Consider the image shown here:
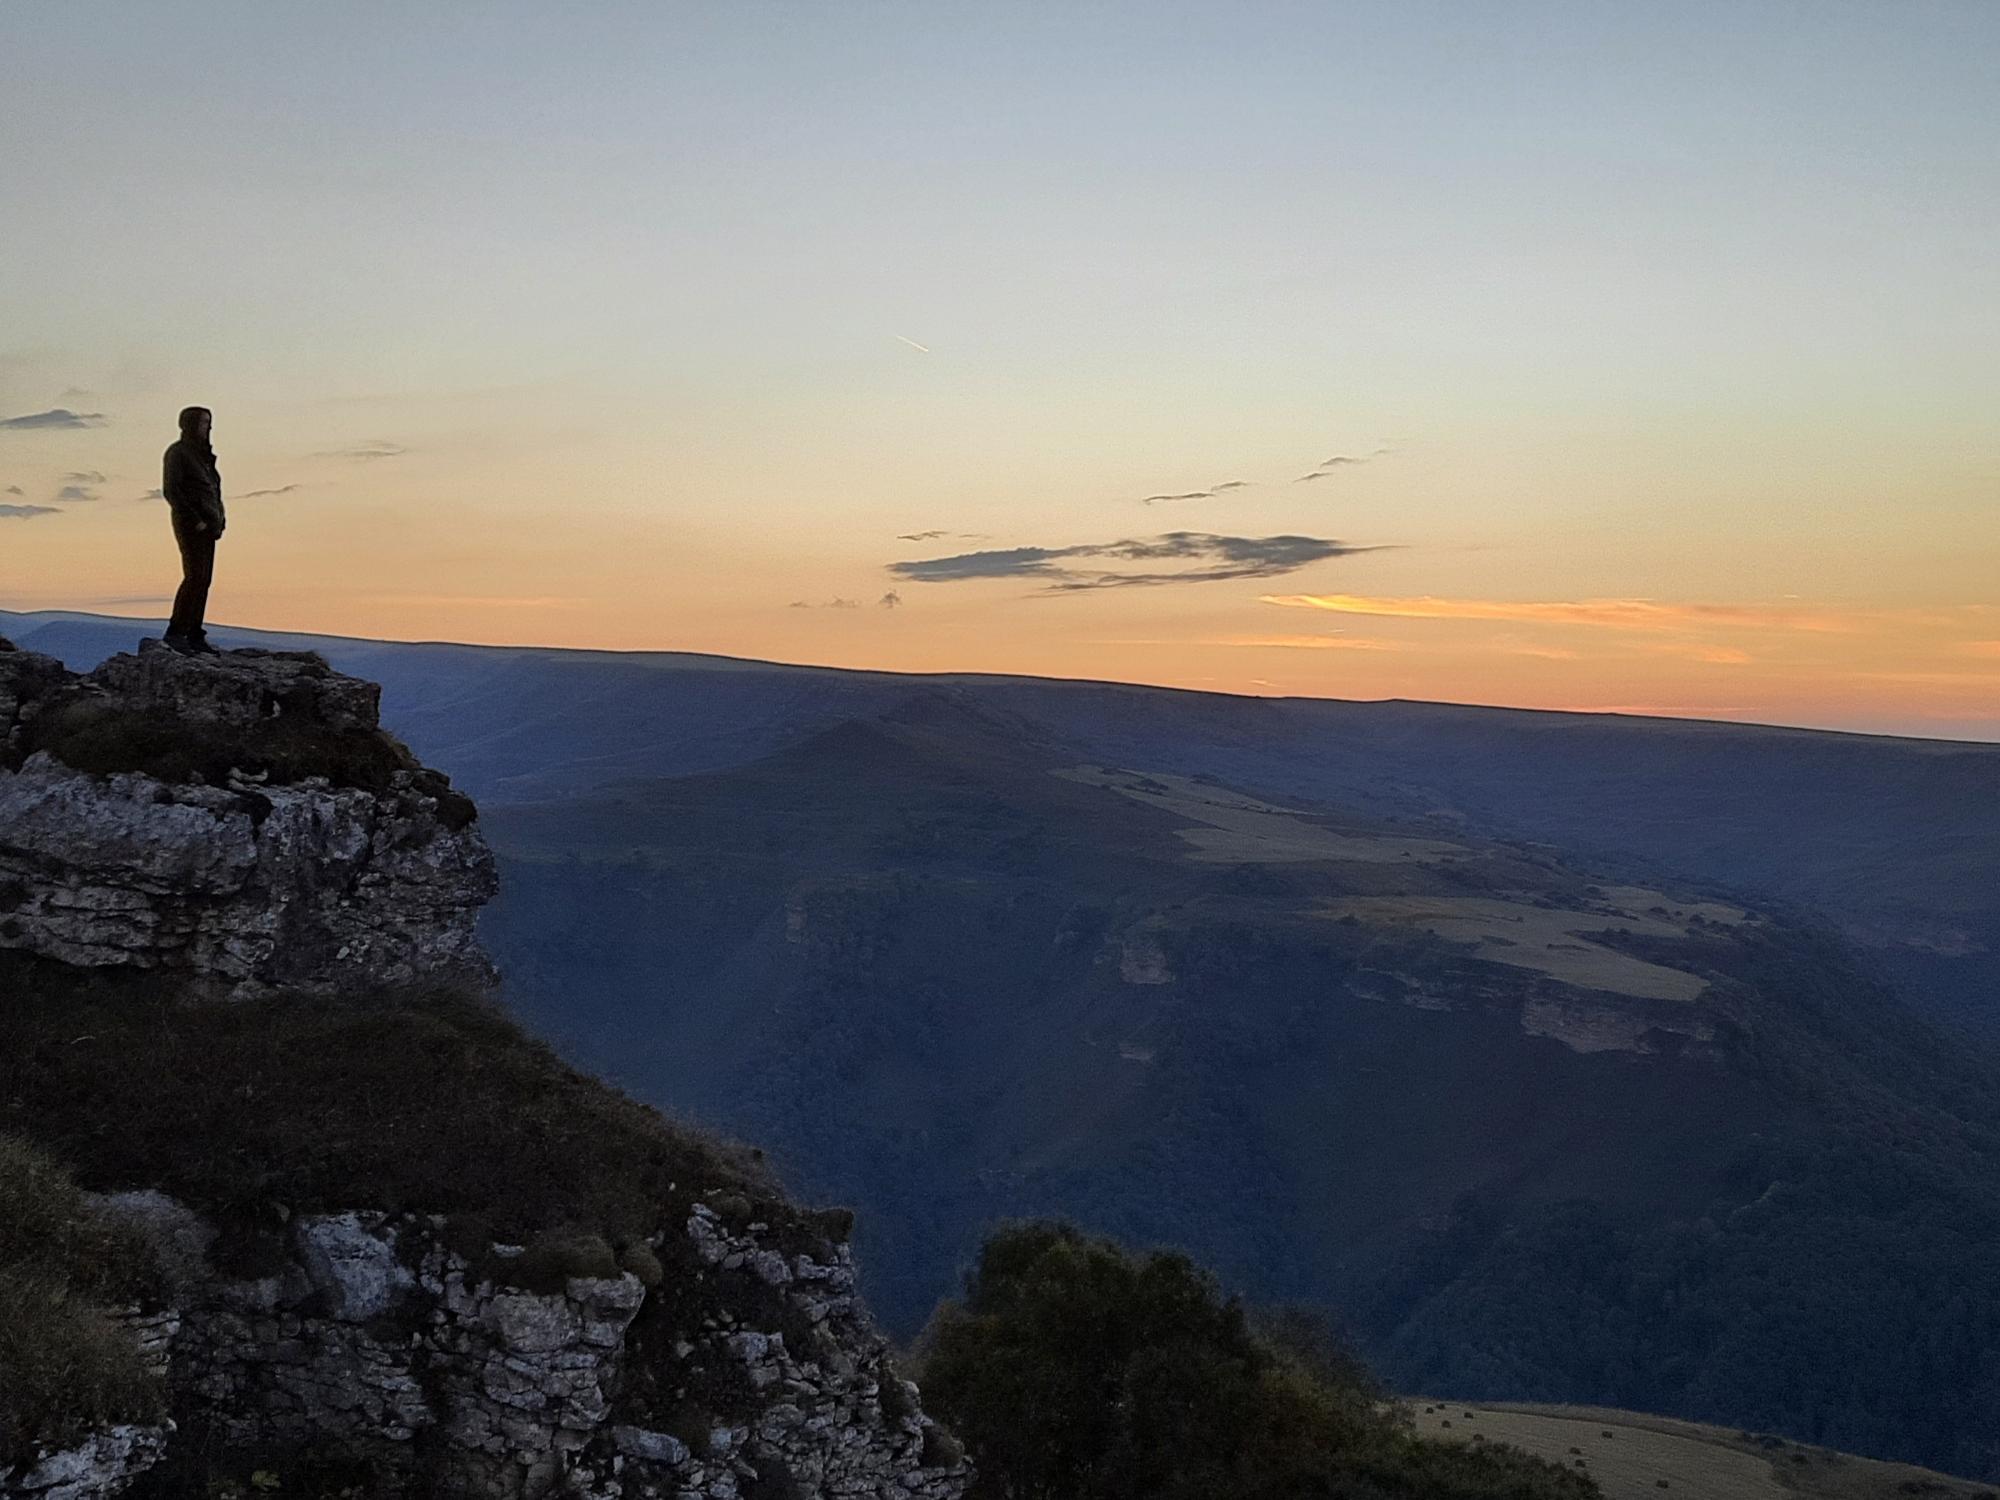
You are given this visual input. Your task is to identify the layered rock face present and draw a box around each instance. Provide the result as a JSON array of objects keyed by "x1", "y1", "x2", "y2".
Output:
[
  {"x1": 62, "y1": 1197, "x2": 965, "y2": 1500},
  {"x1": 5, "y1": 1191, "x2": 966, "y2": 1500},
  {"x1": 0, "y1": 638, "x2": 495, "y2": 998}
]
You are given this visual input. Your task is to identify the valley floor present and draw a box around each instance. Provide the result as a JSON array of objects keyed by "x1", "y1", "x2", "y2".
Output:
[{"x1": 1406, "y1": 1401, "x2": 1997, "y2": 1500}]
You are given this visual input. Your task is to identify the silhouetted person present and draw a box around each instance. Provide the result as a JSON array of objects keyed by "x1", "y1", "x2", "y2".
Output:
[{"x1": 162, "y1": 405, "x2": 224, "y2": 655}]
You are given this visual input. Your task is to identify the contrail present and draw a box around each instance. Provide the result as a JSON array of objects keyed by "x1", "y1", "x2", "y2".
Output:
[{"x1": 894, "y1": 335, "x2": 932, "y2": 353}]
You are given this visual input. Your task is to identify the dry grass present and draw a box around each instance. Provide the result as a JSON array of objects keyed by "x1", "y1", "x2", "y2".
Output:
[
  {"x1": 1405, "y1": 1401, "x2": 1998, "y2": 1500},
  {"x1": 0, "y1": 1136, "x2": 164, "y2": 1462},
  {"x1": 1596, "y1": 886, "x2": 1751, "y2": 929},
  {"x1": 1055, "y1": 765, "x2": 1470, "y2": 865},
  {"x1": 1325, "y1": 895, "x2": 1714, "y2": 1002},
  {"x1": 0, "y1": 952, "x2": 791, "y2": 1261}
]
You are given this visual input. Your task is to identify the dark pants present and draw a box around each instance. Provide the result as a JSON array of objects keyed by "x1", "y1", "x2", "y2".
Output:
[{"x1": 167, "y1": 514, "x2": 215, "y2": 642}]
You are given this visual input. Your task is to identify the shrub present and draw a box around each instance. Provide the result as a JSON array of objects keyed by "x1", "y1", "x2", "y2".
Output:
[
  {"x1": 915, "y1": 1221, "x2": 1598, "y2": 1500},
  {"x1": 618, "y1": 1240, "x2": 666, "y2": 1287},
  {"x1": 501, "y1": 1231, "x2": 621, "y2": 1294}
]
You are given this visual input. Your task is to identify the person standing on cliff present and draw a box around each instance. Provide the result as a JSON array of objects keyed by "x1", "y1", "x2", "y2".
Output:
[{"x1": 161, "y1": 405, "x2": 224, "y2": 655}]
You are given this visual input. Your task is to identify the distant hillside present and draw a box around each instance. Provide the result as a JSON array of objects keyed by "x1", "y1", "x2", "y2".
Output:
[
  {"x1": 8, "y1": 610, "x2": 1994, "y2": 1037},
  {"x1": 12, "y1": 609, "x2": 2000, "y2": 1480},
  {"x1": 472, "y1": 698, "x2": 2000, "y2": 1477}
]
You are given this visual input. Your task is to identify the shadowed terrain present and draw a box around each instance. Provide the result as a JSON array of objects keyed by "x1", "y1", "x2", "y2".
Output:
[{"x1": 11, "y1": 610, "x2": 2000, "y2": 1479}]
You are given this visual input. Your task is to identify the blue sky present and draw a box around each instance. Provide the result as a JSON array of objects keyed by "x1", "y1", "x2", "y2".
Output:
[{"x1": 3, "y1": 2, "x2": 1996, "y2": 736}]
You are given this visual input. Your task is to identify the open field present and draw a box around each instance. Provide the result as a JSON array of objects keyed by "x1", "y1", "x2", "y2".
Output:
[
  {"x1": 1406, "y1": 1401, "x2": 1997, "y2": 1500},
  {"x1": 1327, "y1": 894, "x2": 1718, "y2": 1002},
  {"x1": 1056, "y1": 765, "x2": 1471, "y2": 864},
  {"x1": 1597, "y1": 885, "x2": 1752, "y2": 929}
]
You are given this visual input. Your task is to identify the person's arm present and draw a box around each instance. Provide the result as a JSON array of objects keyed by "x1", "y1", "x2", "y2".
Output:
[
  {"x1": 161, "y1": 446, "x2": 186, "y2": 511},
  {"x1": 163, "y1": 447, "x2": 224, "y2": 534}
]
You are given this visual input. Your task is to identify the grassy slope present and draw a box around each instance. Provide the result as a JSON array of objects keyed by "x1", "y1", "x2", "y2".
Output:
[
  {"x1": 1408, "y1": 1401, "x2": 2000, "y2": 1500},
  {"x1": 0, "y1": 953, "x2": 789, "y2": 1253}
]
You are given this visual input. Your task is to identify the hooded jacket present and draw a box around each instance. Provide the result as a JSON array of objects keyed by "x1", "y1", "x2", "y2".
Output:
[{"x1": 163, "y1": 415, "x2": 224, "y2": 535}]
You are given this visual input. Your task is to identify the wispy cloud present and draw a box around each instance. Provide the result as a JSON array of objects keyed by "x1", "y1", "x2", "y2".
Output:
[
  {"x1": 892, "y1": 532, "x2": 1377, "y2": 592},
  {"x1": 0, "y1": 408, "x2": 106, "y2": 430},
  {"x1": 1140, "y1": 481, "x2": 1250, "y2": 505},
  {"x1": 0, "y1": 504, "x2": 58, "y2": 519},
  {"x1": 1261, "y1": 594, "x2": 1856, "y2": 634},
  {"x1": 879, "y1": 590, "x2": 903, "y2": 609},
  {"x1": 897, "y1": 530, "x2": 989, "y2": 542},
  {"x1": 61, "y1": 469, "x2": 106, "y2": 484},
  {"x1": 1294, "y1": 448, "x2": 1389, "y2": 484},
  {"x1": 237, "y1": 483, "x2": 303, "y2": 499},
  {"x1": 314, "y1": 441, "x2": 408, "y2": 461},
  {"x1": 53, "y1": 482, "x2": 102, "y2": 503},
  {"x1": 788, "y1": 597, "x2": 862, "y2": 610},
  {"x1": 3, "y1": 485, "x2": 21, "y2": 496},
  {"x1": 137, "y1": 488, "x2": 164, "y2": 502}
]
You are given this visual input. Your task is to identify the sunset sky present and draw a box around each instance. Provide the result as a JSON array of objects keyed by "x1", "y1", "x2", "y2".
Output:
[{"x1": 2, "y1": 2, "x2": 1995, "y2": 739}]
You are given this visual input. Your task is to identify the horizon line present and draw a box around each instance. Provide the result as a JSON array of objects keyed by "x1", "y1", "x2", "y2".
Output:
[{"x1": 3, "y1": 604, "x2": 1995, "y2": 751}]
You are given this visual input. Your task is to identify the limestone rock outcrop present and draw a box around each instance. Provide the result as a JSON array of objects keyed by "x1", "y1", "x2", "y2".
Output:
[
  {"x1": 40, "y1": 1196, "x2": 967, "y2": 1500},
  {"x1": 0, "y1": 1425, "x2": 171, "y2": 1500},
  {"x1": 0, "y1": 637, "x2": 495, "y2": 998}
]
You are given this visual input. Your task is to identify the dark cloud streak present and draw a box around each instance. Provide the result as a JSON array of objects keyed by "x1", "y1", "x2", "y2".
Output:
[
  {"x1": 313, "y1": 441, "x2": 407, "y2": 461},
  {"x1": 889, "y1": 531, "x2": 1376, "y2": 591},
  {"x1": 0, "y1": 408, "x2": 106, "y2": 430},
  {"x1": 1141, "y1": 480, "x2": 1250, "y2": 505}
]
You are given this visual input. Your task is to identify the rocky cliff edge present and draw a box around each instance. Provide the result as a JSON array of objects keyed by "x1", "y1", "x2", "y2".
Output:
[
  {"x1": 0, "y1": 638, "x2": 969, "y2": 1500},
  {"x1": 0, "y1": 637, "x2": 494, "y2": 998}
]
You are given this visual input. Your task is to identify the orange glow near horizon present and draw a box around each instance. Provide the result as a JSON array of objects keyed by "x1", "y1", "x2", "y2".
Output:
[{"x1": 3, "y1": 8, "x2": 1994, "y2": 743}]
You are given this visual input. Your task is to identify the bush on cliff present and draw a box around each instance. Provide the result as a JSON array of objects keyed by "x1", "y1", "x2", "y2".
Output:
[
  {"x1": 915, "y1": 1221, "x2": 1598, "y2": 1500},
  {"x1": 0, "y1": 1135, "x2": 165, "y2": 1463}
]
